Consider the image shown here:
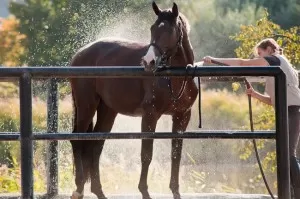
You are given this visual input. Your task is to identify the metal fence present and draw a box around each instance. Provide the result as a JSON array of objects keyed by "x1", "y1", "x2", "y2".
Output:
[{"x1": 0, "y1": 66, "x2": 290, "y2": 199}]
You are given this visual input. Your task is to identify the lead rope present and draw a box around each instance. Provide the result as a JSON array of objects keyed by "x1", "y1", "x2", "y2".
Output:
[
  {"x1": 198, "y1": 75, "x2": 202, "y2": 128},
  {"x1": 244, "y1": 79, "x2": 276, "y2": 199},
  {"x1": 211, "y1": 59, "x2": 275, "y2": 199},
  {"x1": 190, "y1": 63, "x2": 202, "y2": 128},
  {"x1": 157, "y1": 64, "x2": 202, "y2": 129}
]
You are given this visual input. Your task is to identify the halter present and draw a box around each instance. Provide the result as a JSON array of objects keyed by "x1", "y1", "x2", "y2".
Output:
[{"x1": 148, "y1": 25, "x2": 183, "y2": 69}]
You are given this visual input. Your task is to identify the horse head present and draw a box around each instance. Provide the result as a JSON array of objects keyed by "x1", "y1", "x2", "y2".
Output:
[{"x1": 142, "y1": 1, "x2": 194, "y2": 72}]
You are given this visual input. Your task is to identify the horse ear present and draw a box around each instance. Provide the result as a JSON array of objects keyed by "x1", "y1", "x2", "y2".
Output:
[
  {"x1": 172, "y1": 2, "x2": 179, "y2": 17},
  {"x1": 152, "y1": 1, "x2": 161, "y2": 16}
]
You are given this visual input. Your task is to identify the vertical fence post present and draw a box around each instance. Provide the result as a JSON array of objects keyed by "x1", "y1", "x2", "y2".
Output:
[
  {"x1": 20, "y1": 72, "x2": 33, "y2": 199},
  {"x1": 47, "y1": 78, "x2": 59, "y2": 197},
  {"x1": 275, "y1": 72, "x2": 290, "y2": 199}
]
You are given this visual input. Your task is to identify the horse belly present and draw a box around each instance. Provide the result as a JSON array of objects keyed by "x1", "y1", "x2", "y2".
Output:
[{"x1": 96, "y1": 79, "x2": 144, "y2": 116}]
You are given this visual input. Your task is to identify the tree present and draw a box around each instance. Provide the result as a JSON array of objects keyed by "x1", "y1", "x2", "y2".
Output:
[
  {"x1": 214, "y1": 0, "x2": 300, "y2": 28},
  {"x1": 0, "y1": 16, "x2": 26, "y2": 67}
]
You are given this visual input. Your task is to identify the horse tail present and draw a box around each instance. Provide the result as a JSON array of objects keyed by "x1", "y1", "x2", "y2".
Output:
[
  {"x1": 71, "y1": 89, "x2": 77, "y2": 133},
  {"x1": 70, "y1": 88, "x2": 76, "y2": 177}
]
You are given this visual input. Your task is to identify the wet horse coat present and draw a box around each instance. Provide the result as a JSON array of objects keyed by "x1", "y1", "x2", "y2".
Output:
[{"x1": 69, "y1": 2, "x2": 198, "y2": 199}]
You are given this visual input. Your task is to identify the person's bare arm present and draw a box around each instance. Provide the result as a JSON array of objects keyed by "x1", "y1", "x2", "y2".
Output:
[
  {"x1": 202, "y1": 56, "x2": 270, "y2": 66},
  {"x1": 250, "y1": 90, "x2": 272, "y2": 105}
]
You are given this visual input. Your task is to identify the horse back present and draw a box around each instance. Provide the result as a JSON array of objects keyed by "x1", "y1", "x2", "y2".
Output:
[{"x1": 70, "y1": 38, "x2": 148, "y2": 67}]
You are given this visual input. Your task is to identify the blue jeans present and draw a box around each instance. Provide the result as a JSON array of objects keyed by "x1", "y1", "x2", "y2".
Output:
[{"x1": 288, "y1": 106, "x2": 300, "y2": 198}]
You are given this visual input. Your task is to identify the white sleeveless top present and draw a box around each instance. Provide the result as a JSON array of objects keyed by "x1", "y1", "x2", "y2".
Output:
[{"x1": 264, "y1": 54, "x2": 300, "y2": 107}]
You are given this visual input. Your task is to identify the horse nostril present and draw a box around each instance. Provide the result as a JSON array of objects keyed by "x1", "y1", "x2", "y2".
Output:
[{"x1": 150, "y1": 60, "x2": 155, "y2": 65}]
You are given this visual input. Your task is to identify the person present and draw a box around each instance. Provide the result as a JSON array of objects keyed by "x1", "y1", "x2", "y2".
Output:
[{"x1": 202, "y1": 38, "x2": 300, "y2": 198}]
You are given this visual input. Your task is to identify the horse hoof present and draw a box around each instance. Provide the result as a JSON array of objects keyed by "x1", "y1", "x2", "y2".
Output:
[
  {"x1": 71, "y1": 191, "x2": 84, "y2": 199},
  {"x1": 142, "y1": 194, "x2": 152, "y2": 199},
  {"x1": 97, "y1": 196, "x2": 108, "y2": 199},
  {"x1": 93, "y1": 191, "x2": 107, "y2": 199},
  {"x1": 173, "y1": 192, "x2": 181, "y2": 199}
]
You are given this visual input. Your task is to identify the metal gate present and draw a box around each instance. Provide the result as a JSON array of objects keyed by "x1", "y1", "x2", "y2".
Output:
[{"x1": 0, "y1": 66, "x2": 290, "y2": 199}]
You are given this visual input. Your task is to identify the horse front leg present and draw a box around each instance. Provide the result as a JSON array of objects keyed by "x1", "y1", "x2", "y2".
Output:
[
  {"x1": 170, "y1": 110, "x2": 191, "y2": 199},
  {"x1": 138, "y1": 109, "x2": 160, "y2": 199}
]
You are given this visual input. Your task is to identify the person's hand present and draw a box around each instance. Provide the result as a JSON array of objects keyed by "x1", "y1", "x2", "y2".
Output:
[
  {"x1": 246, "y1": 86, "x2": 255, "y2": 97},
  {"x1": 202, "y1": 56, "x2": 214, "y2": 64}
]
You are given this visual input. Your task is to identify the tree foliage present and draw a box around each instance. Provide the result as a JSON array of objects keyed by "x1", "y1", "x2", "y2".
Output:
[
  {"x1": 0, "y1": 16, "x2": 26, "y2": 66},
  {"x1": 215, "y1": 0, "x2": 300, "y2": 28},
  {"x1": 231, "y1": 11, "x2": 300, "y2": 68}
]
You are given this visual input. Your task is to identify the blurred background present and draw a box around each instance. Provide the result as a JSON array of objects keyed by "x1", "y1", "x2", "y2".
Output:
[{"x1": 0, "y1": 0, "x2": 299, "y2": 196}]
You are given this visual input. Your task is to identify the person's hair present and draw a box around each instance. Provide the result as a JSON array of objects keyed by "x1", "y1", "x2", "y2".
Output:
[{"x1": 254, "y1": 38, "x2": 283, "y2": 56}]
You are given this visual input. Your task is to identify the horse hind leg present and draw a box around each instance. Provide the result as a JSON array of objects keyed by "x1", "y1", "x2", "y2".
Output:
[
  {"x1": 71, "y1": 92, "x2": 99, "y2": 199},
  {"x1": 82, "y1": 121, "x2": 95, "y2": 183},
  {"x1": 90, "y1": 100, "x2": 117, "y2": 199},
  {"x1": 74, "y1": 121, "x2": 96, "y2": 199}
]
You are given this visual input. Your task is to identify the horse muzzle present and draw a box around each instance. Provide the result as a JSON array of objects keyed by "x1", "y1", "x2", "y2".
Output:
[{"x1": 141, "y1": 57, "x2": 157, "y2": 72}]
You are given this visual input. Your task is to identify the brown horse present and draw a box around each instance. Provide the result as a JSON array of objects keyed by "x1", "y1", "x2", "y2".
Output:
[{"x1": 69, "y1": 2, "x2": 198, "y2": 199}]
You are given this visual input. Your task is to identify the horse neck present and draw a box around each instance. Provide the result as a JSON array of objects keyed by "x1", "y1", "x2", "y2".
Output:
[
  {"x1": 169, "y1": 33, "x2": 195, "y2": 86},
  {"x1": 173, "y1": 32, "x2": 194, "y2": 66},
  {"x1": 171, "y1": 32, "x2": 194, "y2": 68}
]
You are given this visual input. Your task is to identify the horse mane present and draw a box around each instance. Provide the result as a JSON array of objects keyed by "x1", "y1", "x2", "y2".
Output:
[{"x1": 178, "y1": 13, "x2": 190, "y2": 34}]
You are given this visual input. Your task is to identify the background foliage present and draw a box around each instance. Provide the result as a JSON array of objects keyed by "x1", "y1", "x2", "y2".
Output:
[{"x1": 0, "y1": 16, "x2": 25, "y2": 67}]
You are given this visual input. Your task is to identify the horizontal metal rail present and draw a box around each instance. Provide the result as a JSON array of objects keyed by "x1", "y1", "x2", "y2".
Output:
[
  {"x1": 0, "y1": 76, "x2": 270, "y2": 84},
  {"x1": 0, "y1": 66, "x2": 289, "y2": 199},
  {"x1": 0, "y1": 66, "x2": 282, "y2": 78},
  {"x1": 0, "y1": 66, "x2": 285, "y2": 85},
  {"x1": 0, "y1": 130, "x2": 276, "y2": 141}
]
